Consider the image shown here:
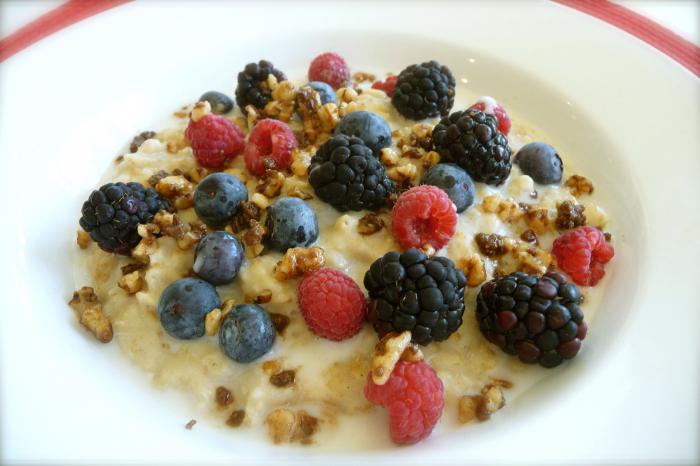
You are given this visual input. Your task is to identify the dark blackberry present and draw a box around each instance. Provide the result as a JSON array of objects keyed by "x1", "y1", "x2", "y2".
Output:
[
  {"x1": 433, "y1": 108, "x2": 512, "y2": 186},
  {"x1": 364, "y1": 249, "x2": 467, "y2": 345},
  {"x1": 235, "y1": 60, "x2": 287, "y2": 112},
  {"x1": 308, "y1": 135, "x2": 394, "y2": 212},
  {"x1": 79, "y1": 182, "x2": 170, "y2": 255},
  {"x1": 391, "y1": 61, "x2": 455, "y2": 120},
  {"x1": 475, "y1": 271, "x2": 587, "y2": 368}
]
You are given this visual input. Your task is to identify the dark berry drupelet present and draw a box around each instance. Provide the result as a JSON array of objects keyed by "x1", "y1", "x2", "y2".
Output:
[
  {"x1": 364, "y1": 248, "x2": 467, "y2": 346},
  {"x1": 235, "y1": 60, "x2": 287, "y2": 111},
  {"x1": 475, "y1": 271, "x2": 587, "y2": 368},
  {"x1": 391, "y1": 61, "x2": 456, "y2": 120},
  {"x1": 308, "y1": 134, "x2": 394, "y2": 212},
  {"x1": 433, "y1": 108, "x2": 512, "y2": 186},
  {"x1": 79, "y1": 182, "x2": 170, "y2": 255}
]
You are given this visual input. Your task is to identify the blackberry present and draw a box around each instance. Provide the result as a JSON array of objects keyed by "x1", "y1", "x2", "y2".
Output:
[
  {"x1": 433, "y1": 108, "x2": 512, "y2": 186},
  {"x1": 79, "y1": 182, "x2": 170, "y2": 255},
  {"x1": 475, "y1": 272, "x2": 587, "y2": 368},
  {"x1": 308, "y1": 135, "x2": 394, "y2": 212},
  {"x1": 235, "y1": 60, "x2": 287, "y2": 111},
  {"x1": 391, "y1": 61, "x2": 456, "y2": 120},
  {"x1": 364, "y1": 249, "x2": 467, "y2": 345}
]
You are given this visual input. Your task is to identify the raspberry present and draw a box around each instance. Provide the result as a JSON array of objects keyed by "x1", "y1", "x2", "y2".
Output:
[
  {"x1": 308, "y1": 52, "x2": 350, "y2": 89},
  {"x1": 297, "y1": 268, "x2": 366, "y2": 341},
  {"x1": 244, "y1": 119, "x2": 298, "y2": 177},
  {"x1": 364, "y1": 360, "x2": 444, "y2": 445},
  {"x1": 185, "y1": 114, "x2": 245, "y2": 169},
  {"x1": 469, "y1": 96, "x2": 511, "y2": 136},
  {"x1": 552, "y1": 226, "x2": 614, "y2": 286},
  {"x1": 371, "y1": 75, "x2": 398, "y2": 96},
  {"x1": 391, "y1": 185, "x2": 457, "y2": 250}
]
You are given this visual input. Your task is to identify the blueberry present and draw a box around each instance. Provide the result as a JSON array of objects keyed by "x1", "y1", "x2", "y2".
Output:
[
  {"x1": 266, "y1": 197, "x2": 319, "y2": 252},
  {"x1": 193, "y1": 173, "x2": 248, "y2": 225},
  {"x1": 199, "y1": 91, "x2": 234, "y2": 114},
  {"x1": 157, "y1": 278, "x2": 220, "y2": 340},
  {"x1": 334, "y1": 111, "x2": 392, "y2": 154},
  {"x1": 421, "y1": 163, "x2": 475, "y2": 213},
  {"x1": 514, "y1": 142, "x2": 563, "y2": 185},
  {"x1": 304, "y1": 81, "x2": 337, "y2": 105},
  {"x1": 193, "y1": 231, "x2": 244, "y2": 285},
  {"x1": 219, "y1": 304, "x2": 276, "y2": 363}
]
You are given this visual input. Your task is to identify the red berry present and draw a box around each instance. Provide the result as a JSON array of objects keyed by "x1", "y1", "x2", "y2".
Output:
[
  {"x1": 552, "y1": 226, "x2": 615, "y2": 286},
  {"x1": 371, "y1": 75, "x2": 398, "y2": 96},
  {"x1": 244, "y1": 119, "x2": 297, "y2": 177},
  {"x1": 185, "y1": 114, "x2": 245, "y2": 169},
  {"x1": 391, "y1": 185, "x2": 457, "y2": 250},
  {"x1": 308, "y1": 52, "x2": 350, "y2": 89},
  {"x1": 469, "y1": 96, "x2": 511, "y2": 136},
  {"x1": 364, "y1": 360, "x2": 444, "y2": 445},
  {"x1": 297, "y1": 268, "x2": 366, "y2": 341}
]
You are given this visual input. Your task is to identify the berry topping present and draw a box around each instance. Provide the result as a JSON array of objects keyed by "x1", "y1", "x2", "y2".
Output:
[
  {"x1": 308, "y1": 52, "x2": 350, "y2": 89},
  {"x1": 158, "y1": 278, "x2": 221, "y2": 340},
  {"x1": 334, "y1": 111, "x2": 392, "y2": 155},
  {"x1": 364, "y1": 249, "x2": 467, "y2": 345},
  {"x1": 219, "y1": 304, "x2": 276, "y2": 363},
  {"x1": 265, "y1": 197, "x2": 319, "y2": 252},
  {"x1": 302, "y1": 81, "x2": 338, "y2": 105},
  {"x1": 199, "y1": 90, "x2": 234, "y2": 115},
  {"x1": 244, "y1": 119, "x2": 298, "y2": 176},
  {"x1": 185, "y1": 108, "x2": 245, "y2": 169},
  {"x1": 391, "y1": 185, "x2": 457, "y2": 251},
  {"x1": 298, "y1": 268, "x2": 366, "y2": 341},
  {"x1": 193, "y1": 173, "x2": 248, "y2": 225},
  {"x1": 308, "y1": 134, "x2": 394, "y2": 212},
  {"x1": 391, "y1": 61, "x2": 455, "y2": 120},
  {"x1": 193, "y1": 231, "x2": 245, "y2": 285},
  {"x1": 235, "y1": 60, "x2": 287, "y2": 111},
  {"x1": 476, "y1": 272, "x2": 586, "y2": 368},
  {"x1": 514, "y1": 142, "x2": 564, "y2": 185},
  {"x1": 552, "y1": 226, "x2": 614, "y2": 286},
  {"x1": 433, "y1": 108, "x2": 512, "y2": 185},
  {"x1": 469, "y1": 96, "x2": 511, "y2": 136},
  {"x1": 79, "y1": 182, "x2": 170, "y2": 255},
  {"x1": 371, "y1": 75, "x2": 398, "y2": 96},
  {"x1": 420, "y1": 163, "x2": 475, "y2": 213},
  {"x1": 364, "y1": 360, "x2": 444, "y2": 445}
]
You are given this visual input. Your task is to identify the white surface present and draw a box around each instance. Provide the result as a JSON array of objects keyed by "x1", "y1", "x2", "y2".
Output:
[
  {"x1": 0, "y1": 1, "x2": 699, "y2": 465},
  {"x1": 616, "y1": 0, "x2": 700, "y2": 45},
  {"x1": 0, "y1": 0, "x2": 63, "y2": 38}
]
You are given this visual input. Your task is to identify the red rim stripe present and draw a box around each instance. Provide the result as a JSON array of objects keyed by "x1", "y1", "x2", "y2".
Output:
[
  {"x1": 0, "y1": 0, "x2": 131, "y2": 63},
  {"x1": 554, "y1": 0, "x2": 700, "y2": 76}
]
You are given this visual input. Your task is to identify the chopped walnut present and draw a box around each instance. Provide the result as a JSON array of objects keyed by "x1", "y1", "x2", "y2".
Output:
[
  {"x1": 147, "y1": 170, "x2": 170, "y2": 187},
  {"x1": 118, "y1": 270, "x2": 143, "y2": 294},
  {"x1": 77, "y1": 230, "x2": 90, "y2": 249},
  {"x1": 423, "y1": 151, "x2": 440, "y2": 168},
  {"x1": 458, "y1": 383, "x2": 507, "y2": 424},
  {"x1": 290, "y1": 147, "x2": 313, "y2": 177},
  {"x1": 475, "y1": 233, "x2": 506, "y2": 257},
  {"x1": 352, "y1": 71, "x2": 375, "y2": 83},
  {"x1": 256, "y1": 170, "x2": 285, "y2": 198},
  {"x1": 274, "y1": 246, "x2": 325, "y2": 280},
  {"x1": 336, "y1": 87, "x2": 358, "y2": 103},
  {"x1": 68, "y1": 287, "x2": 113, "y2": 343},
  {"x1": 457, "y1": 255, "x2": 487, "y2": 287},
  {"x1": 177, "y1": 221, "x2": 207, "y2": 250},
  {"x1": 269, "y1": 313, "x2": 291, "y2": 335},
  {"x1": 262, "y1": 359, "x2": 282, "y2": 375},
  {"x1": 565, "y1": 174, "x2": 594, "y2": 196},
  {"x1": 205, "y1": 308, "x2": 223, "y2": 336},
  {"x1": 357, "y1": 213, "x2": 385, "y2": 235},
  {"x1": 115, "y1": 155, "x2": 124, "y2": 164},
  {"x1": 387, "y1": 163, "x2": 418, "y2": 183},
  {"x1": 380, "y1": 147, "x2": 399, "y2": 166},
  {"x1": 184, "y1": 419, "x2": 197, "y2": 430},
  {"x1": 457, "y1": 396, "x2": 481, "y2": 424},
  {"x1": 555, "y1": 201, "x2": 586, "y2": 230},
  {"x1": 296, "y1": 87, "x2": 339, "y2": 143},
  {"x1": 524, "y1": 207, "x2": 551, "y2": 234},
  {"x1": 265, "y1": 409, "x2": 319, "y2": 444},
  {"x1": 245, "y1": 290, "x2": 272, "y2": 304},
  {"x1": 480, "y1": 194, "x2": 524, "y2": 222},
  {"x1": 286, "y1": 185, "x2": 313, "y2": 200},
  {"x1": 520, "y1": 229, "x2": 538, "y2": 244},
  {"x1": 153, "y1": 211, "x2": 185, "y2": 239},
  {"x1": 129, "y1": 131, "x2": 156, "y2": 153},
  {"x1": 242, "y1": 219, "x2": 267, "y2": 258},
  {"x1": 121, "y1": 262, "x2": 146, "y2": 275},
  {"x1": 231, "y1": 201, "x2": 262, "y2": 233},
  {"x1": 245, "y1": 105, "x2": 262, "y2": 129},
  {"x1": 226, "y1": 410, "x2": 246, "y2": 427},
  {"x1": 497, "y1": 239, "x2": 553, "y2": 275},
  {"x1": 155, "y1": 175, "x2": 194, "y2": 209},
  {"x1": 215, "y1": 386, "x2": 234, "y2": 407},
  {"x1": 264, "y1": 80, "x2": 296, "y2": 122},
  {"x1": 251, "y1": 192, "x2": 270, "y2": 210},
  {"x1": 371, "y1": 331, "x2": 424, "y2": 385},
  {"x1": 270, "y1": 369, "x2": 296, "y2": 388},
  {"x1": 190, "y1": 100, "x2": 211, "y2": 122}
]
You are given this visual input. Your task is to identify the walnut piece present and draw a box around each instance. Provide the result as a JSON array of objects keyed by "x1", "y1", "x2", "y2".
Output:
[
  {"x1": 242, "y1": 219, "x2": 267, "y2": 258},
  {"x1": 264, "y1": 80, "x2": 296, "y2": 122},
  {"x1": 290, "y1": 147, "x2": 313, "y2": 177},
  {"x1": 475, "y1": 233, "x2": 506, "y2": 257},
  {"x1": 68, "y1": 287, "x2": 113, "y2": 343},
  {"x1": 555, "y1": 201, "x2": 586, "y2": 230},
  {"x1": 155, "y1": 175, "x2": 194, "y2": 209},
  {"x1": 286, "y1": 185, "x2": 313, "y2": 200},
  {"x1": 387, "y1": 163, "x2": 418, "y2": 183},
  {"x1": 215, "y1": 386, "x2": 234, "y2": 407},
  {"x1": 190, "y1": 100, "x2": 211, "y2": 122},
  {"x1": 226, "y1": 410, "x2": 246, "y2": 428},
  {"x1": 274, "y1": 246, "x2": 326, "y2": 280},
  {"x1": 77, "y1": 230, "x2": 91, "y2": 249},
  {"x1": 129, "y1": 131, "x2": 156, "y2": 153},
  {"x1": 184, "y1": 419, "x2": 197, "y2": 430},
  {"x1": 457, "y1": 255, "x2": 487, "y2": 287},
  {"x1": 380, "y1": 147, "x2": 399, "y2": 166},
  {"x1": 520, "y1": 229, "x2": 538, "y2": 244},
  {"x1": 565, "y1": 174, "x2": 594, "y2": 196},
  {"x1": 524, "y1": 207, "x2": 551, "y2": 234},
  {"x1": 269, "y1": 369, "x2": 296, "y2": 388},
  {"x1": 245, "y1": 290, "x2": 272, "y2": 304},
  {"x1": 269, "y1": 313, "x2": 291, "y2": 335},
  {"x1": 371, "y1": 331, "x2": 424, "y2": 385},
  {"x1": 423, "y1": 150, "x2": 440, "y2": 168},
  {"x1": 118, "y1": 270, "x2": 143, "y2": 294},
  {"x1": 265, "y1": 409, "x2": 319, "y2": 444},
  {"x1": 296, "y1": 86, "x2": 339, "y2": 143},
  {"x1": 458, "y1": 383, "x2": 507, "y2": 424},
  {"x1": 480, "y1": 194, "x2": 524, "y2": 222},
  {"x1": 256, "y1": 170, "x2": 285, "y2": 198},
  {"x1": 357, "y1": 213, "x2": 385, "y2": 235},
  {"x1": 205, "y1": 299, "x2": 234, "y2": 336},
  {"x1": 352, "y1": 71, "x2": 375, "y2": 83}
]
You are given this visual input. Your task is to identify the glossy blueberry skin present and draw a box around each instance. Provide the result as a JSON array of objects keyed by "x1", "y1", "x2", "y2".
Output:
[
  {"x1": 219, "y1": 304, "x2": 276, "y2": 363},
  {"x1": 266, "y1": 197, "x2": 319, "y2": 252},
  {"x1": 334, "y1": 111, "x2": 392, "y2": 154},
  {"x1": 193, "y1": 231, "x2": 244, "y2": 285},
  {"x1": 422, "y1": 163, "x2": 475, "y2": 213},
  {"x1": 515, "y1": 142, "x2": 563, "y2": 185},
  {"x1": 304, "y1": 81, "x2": 337, "y2": 105},
  {"x1": 193, "y1": 173, "x2": 248, "y2": 225},
  {"x1": 157, "y1": 278, "x2": 220, "y2": 340},
  {"x1": 199, "y1": 91, "x2": 234, "y2": 114}
]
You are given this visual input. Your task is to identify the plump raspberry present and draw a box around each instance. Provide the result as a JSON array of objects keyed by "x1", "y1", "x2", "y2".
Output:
[
  {"x1": 469, "y1": 96, "x2": 511, "y2": 136},
  {"x1": 297, "y1": 268, "x2": 366, "y2": 341},
  {"x1": 552, "y1": 226, "x2": 615, "y2": 286},
  {"x1": 371, "y1": 75, "x2": 398, "y2": 96},
  {"x1": 364, "y1": 360, "x2": 444, "y2": 445},
  {"x1": 308, "y1": 52, "x2": 350, "y2": 89},
  {"x1": 244, "y1": 119, "x2": 298, "y2": 177},
  {"x1": 185, "y1": 114, "x2": 245, "y2": 169},
  {"x1": 391, "y1": 185, "x2": 457, "y2": 250}
]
